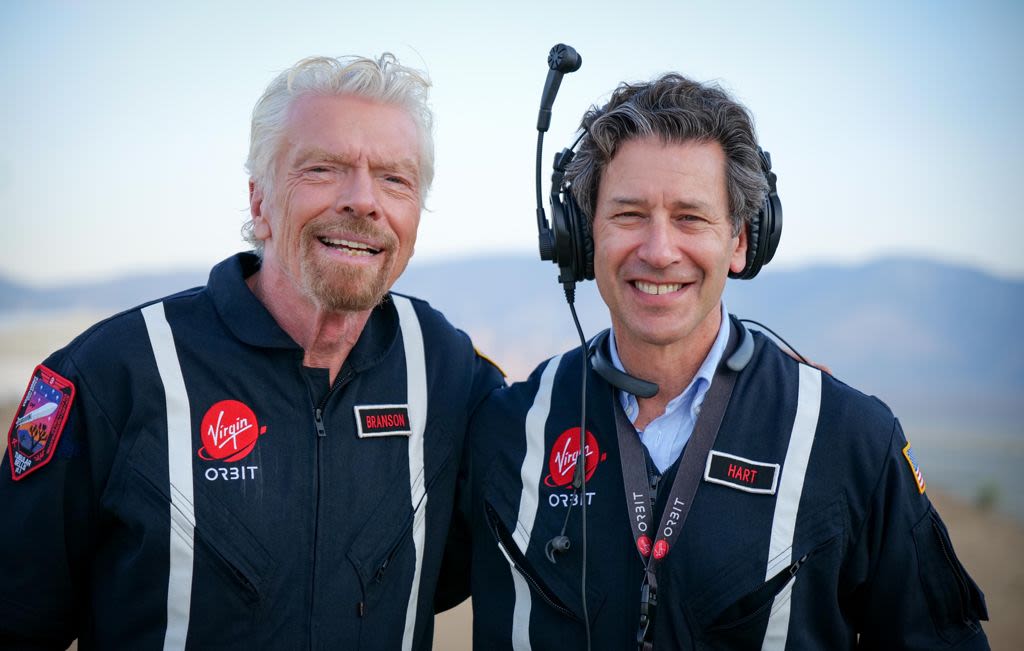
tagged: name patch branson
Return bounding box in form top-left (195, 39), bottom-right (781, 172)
top-left (704, 450), bottom-right (779, 495)
top-left (354, 405), bottom-right (412, 438)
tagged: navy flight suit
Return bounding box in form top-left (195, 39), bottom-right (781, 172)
top-left (0, 252), bottom-right (504, 650)
top-left (464, 319), bottom-right (988, 649)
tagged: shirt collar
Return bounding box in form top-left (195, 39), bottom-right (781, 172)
top-left (610, 301), bottom-right (731, 422)
top-left (206, 252), bottom-right (398, 372)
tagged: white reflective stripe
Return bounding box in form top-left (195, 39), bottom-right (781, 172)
top-left (761, 365), bottom-right (821, 651)
top-left (141, 302), bottom-right (196, 651)
top-left (497, 540), bottom-right (534, 651)
top-left (762, 578), bottom-right (795, 650)
top-left (503, 354), bottom-right (562, 651)
top-left (512, 354), bottom-right (562, 553)
top-left (394, 296), bottom-right (428, 651)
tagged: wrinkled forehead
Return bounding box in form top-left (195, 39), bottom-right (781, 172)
top-left (286, 93), bottom-right (418, 147)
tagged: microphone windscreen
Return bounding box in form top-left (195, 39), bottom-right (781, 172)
top-left (548, 44), bottom-right (582, 73)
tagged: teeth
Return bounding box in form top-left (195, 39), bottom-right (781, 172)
top-left (319, 237), bottom-right (380, 255)
top-left (634, 281), bottom-right (682, 295)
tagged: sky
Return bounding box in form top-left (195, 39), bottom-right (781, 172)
top-left (1, 0), bottom-right (1022, 286)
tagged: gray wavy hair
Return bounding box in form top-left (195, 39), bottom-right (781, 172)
top-left (242, 54), bottom-right (434, 248)
top-left (566, 73), bottom-right (766, 235)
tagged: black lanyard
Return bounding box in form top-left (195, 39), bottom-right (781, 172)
top-left (614, 330), bottom-right (740, 651)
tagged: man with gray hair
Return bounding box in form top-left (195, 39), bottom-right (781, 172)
top-left (0, 54), bottom-right (503, 649)
top-left (463, 73), bottom-right (988, 648)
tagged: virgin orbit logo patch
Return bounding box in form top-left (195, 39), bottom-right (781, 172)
top-left (198, 400), bottom-right (267, 462)
top-left (544, 427), bottom-right (607, 487)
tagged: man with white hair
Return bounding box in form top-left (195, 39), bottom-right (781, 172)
top-left (0, 54), bottom-right (503, 649)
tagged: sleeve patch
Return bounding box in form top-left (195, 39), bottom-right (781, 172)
top-left (902, 442), bottom-right (927, 494)
top-left (7, 365), bottom-right (76, 481)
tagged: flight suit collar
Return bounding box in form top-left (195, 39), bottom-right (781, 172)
top-left (206, 252), bottom-right (399, 371)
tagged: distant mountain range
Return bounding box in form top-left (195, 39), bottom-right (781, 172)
top-left (2, 255), bottom-right (1022, 434)
top-left (395, 256), bottom-right (1023, 430)
top-left (0, 270), bottom-right (210, 315)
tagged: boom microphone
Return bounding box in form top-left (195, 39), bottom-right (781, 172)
top-left (537, 44), bottom-right (582, 132)
top-left (536, 44), bottom-right (583, 263)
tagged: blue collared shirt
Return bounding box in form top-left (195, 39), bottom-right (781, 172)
top-left (609, 302), bottom-right (730, 473)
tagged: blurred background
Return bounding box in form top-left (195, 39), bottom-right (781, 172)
top-left (2, 0), bottom-right (1021, 647)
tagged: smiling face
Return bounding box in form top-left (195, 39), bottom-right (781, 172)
top-left (249, 93), bottom-right (422, 313)
top-left (592, 136), bottom-right (747, 356)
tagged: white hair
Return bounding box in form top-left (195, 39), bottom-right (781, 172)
top-left (242, 54), bottom-right (434, 248)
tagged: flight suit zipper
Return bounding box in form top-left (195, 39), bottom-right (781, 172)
top-left (374, 514), bottom-right (416, 586)
top-left (932, 518), bottom-right (974, 626)
top-left (308, 369), bottom-right (355, 646)
top-left (708, 553), bottom-right (809, 631)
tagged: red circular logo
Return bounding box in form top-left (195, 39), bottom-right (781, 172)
top-left (198, 400), bottom-right (264, 462)
top-left (653, 539), bottom-right (669, 560)
top-left (637, 535), bottom-right (652, 558)
top-left (544, 428), bottom-right (604, 487)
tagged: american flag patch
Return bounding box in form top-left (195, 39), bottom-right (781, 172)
top-left (902, 442), bottom-right (926, 494)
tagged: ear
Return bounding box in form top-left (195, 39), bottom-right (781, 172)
top-left (249, 179), bottom-right (271, 241)
top-left (729, 223), bottom-right (749, 275)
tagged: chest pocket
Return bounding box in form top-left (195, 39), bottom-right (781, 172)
top-left (682, 497), bottom-right (847, 648)
top-left (114, 433), bottom-right (277, 643)
top-left (346, 432), bottom-right (455, 622)
top-left (482, 478), bottom-right (607, 628)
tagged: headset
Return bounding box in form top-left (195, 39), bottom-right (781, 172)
top-left (535, 47), bottom-right (784, 285)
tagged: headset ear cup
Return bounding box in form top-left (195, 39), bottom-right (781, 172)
top-left (581, 220), bottom-right (595, 281)
top-left (741, 187), bottom-right (782, 280)
top-left (731, 149), bottom-right (783, 280)
top-left (762, 190), bottom-right (782, 267)
top-left (570, 196), bottom-right (595, 281)
top-left (750, 204), bottom-right (767, 276)
top-left (731, 211), bottom-right (762, 280)
top-left (561, 192), bottom-right (594, 282)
